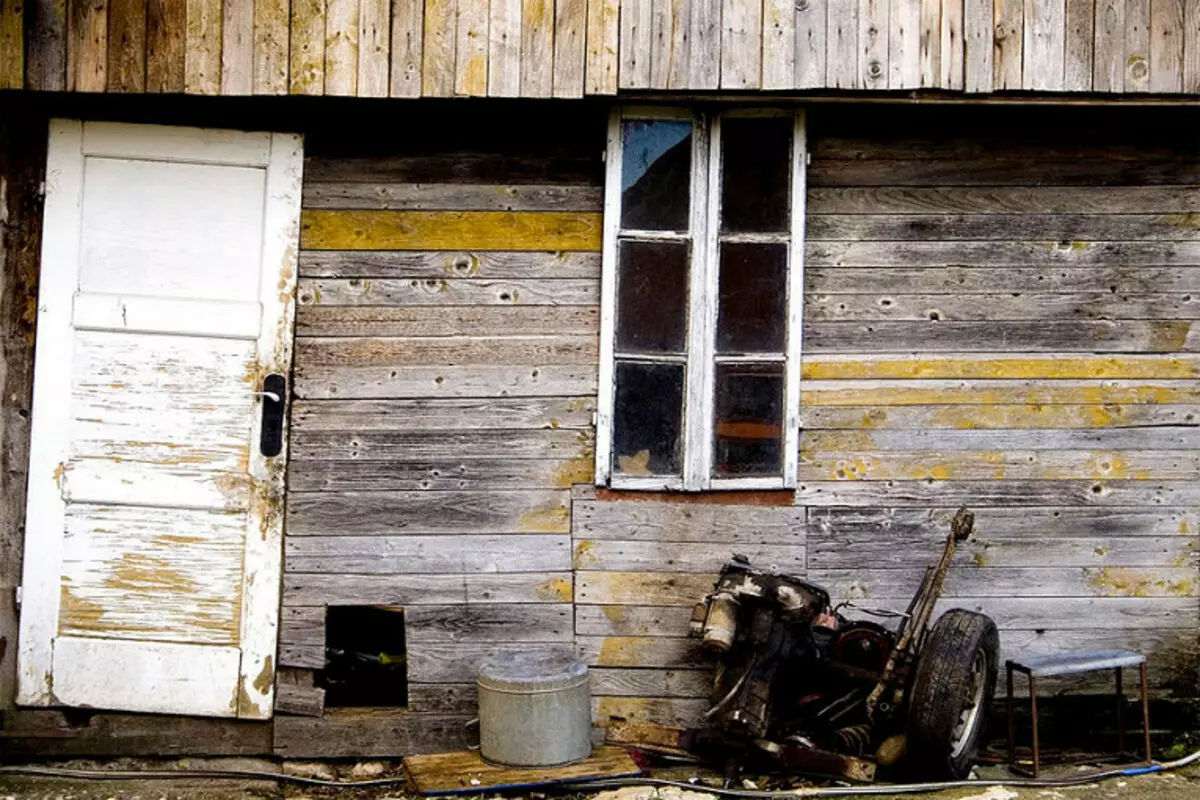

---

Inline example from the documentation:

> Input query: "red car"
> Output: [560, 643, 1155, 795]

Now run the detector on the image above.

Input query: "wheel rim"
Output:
[949, 650, 988, 759]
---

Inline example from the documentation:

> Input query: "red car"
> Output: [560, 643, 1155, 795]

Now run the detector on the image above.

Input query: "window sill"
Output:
[594, 485, 796, 506]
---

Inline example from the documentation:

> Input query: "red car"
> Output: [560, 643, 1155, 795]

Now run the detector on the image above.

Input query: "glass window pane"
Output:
[621, 119, 692, 231]
[721, 117, 792, 233]
[613, 361, 684, 477]
[717, 242, 788, 353]
[714, 364, 784, 477]
[616, 240, 689, 355]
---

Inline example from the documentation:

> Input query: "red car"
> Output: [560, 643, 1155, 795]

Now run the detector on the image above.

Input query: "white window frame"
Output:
[596, 106, 807, 492]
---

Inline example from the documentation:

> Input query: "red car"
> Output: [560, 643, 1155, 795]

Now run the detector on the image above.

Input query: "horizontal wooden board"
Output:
[274, 709, 473, 757]
[802, 404, 1199, 430]
[590, 668, 712, 698]
[593, 697, 709, 728]
[806, 293, 1200, 322]
[811, 566, 1198, 598]
[808, 158, 1200, 186]
[795, 479, 1200, 507]
[1, 710, 272, 758]
[573, 500, 806, 543]
[405, 603, 572, 642]
[295, 336, 598, 365]
[300, 210, 603, 250]
[800, 428, 1200, 451]
[285, 534, 572, 573]
[297, 305, 600, 336]
[278, 606, 325, 647]
[576, 598, 1200, 636]
[576, 572, 722, 606]
[809, 534, 1196, 569]
[298, 278, 600, 306]
[804, 320, 1200, 354]
[286, 457, 594, 491]
[303, 182, 603, 211]
[806, 266, 1200, 294]
[407, 682, 479, 713]
[806, 187, 1200, 215]
[291, 397, 595, 431]
[801, 354, 1200, 380]
[808, 506, 1200, 537]
[298, 250, 601, 278]
[799, 450, 1200, 482]
[283, 571, 574, 605]
[295, 364, 598, 399]
[573, 540, 805, 572]
[292, 428, 593, 460]
[576, 635, 712, 668]
[806, 240, 1200, 267]
[303, 155, 601, 185]
[404, 746, 641, 793]
[807, 214, 1200, 242]
[801, 380, 1200, 406]
[286, 489, 570, 535]
[408, 642, 575, 682]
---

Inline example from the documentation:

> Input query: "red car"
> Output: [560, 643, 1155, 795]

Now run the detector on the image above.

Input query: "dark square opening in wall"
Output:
[316, 606, 408, 708]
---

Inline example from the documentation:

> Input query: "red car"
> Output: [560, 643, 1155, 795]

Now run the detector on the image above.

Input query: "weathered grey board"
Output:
[274, 710, 474, 757]
[809, 567, 1198, 598]
[290, 397, 595, 431]
[286, 458, 592, 491]
[801, 380, 1200, 407]
[302, 183, 602, 211]
[286, 490, 570, 535]
[405, 603, 574, 642]
[575, 635, 713, 669]
[407, 682, 479, 713]
[283, 571, 574, 606]
[297, 305, 600, 337]
[573, 501, 806, 543]
[302, 155, 601, 185]
[574, 540, 806, 572]
[285, 534, 572, 573]
[298, 277, 600, 306]
[807, 506, 1200, 536]
[299, 250, 601, 279]
[805, 293, 1200, 321]
[295, 364, 598, 399]
[794, 479, 1200, 506]
[799, 450, 1200, 481]
[409, 642, 574, 682]
[806, 241, 1200, 267]
[802, 404, 1199, 430]
[295, 336, 599, 366]
[3, 710, 272, 758]
[590, 667, 712, 697]
[807, 535, 1197, 569]
[291, 428, 593, 460]
[805, 320, 1200, 353]
[806, 267, 1200, 293]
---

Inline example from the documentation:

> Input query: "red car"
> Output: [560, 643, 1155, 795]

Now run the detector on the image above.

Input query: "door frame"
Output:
[16, 120, 304, 719]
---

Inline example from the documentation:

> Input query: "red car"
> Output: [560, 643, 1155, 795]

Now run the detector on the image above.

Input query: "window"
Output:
[596, 108, 807, 491]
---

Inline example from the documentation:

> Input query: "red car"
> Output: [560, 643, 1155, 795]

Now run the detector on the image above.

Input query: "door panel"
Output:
[17, 120, 302, 719]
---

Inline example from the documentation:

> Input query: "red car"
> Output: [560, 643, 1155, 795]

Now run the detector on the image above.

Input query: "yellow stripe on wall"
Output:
[300, 210, 604, 251]
[802, 355, 1200, 381]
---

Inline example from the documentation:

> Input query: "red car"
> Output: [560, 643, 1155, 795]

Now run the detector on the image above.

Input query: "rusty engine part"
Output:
[684, 507, 999, 784]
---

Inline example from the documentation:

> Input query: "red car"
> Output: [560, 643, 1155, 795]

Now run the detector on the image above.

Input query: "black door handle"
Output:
[259, 373, 286, 457]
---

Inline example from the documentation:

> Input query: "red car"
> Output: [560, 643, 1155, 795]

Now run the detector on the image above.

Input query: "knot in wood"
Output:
[868, 60, 882, 78]
[796, 0, 809, 11]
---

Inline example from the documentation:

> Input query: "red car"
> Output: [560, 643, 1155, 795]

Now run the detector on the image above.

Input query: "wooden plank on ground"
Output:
[763, 0, 795, 88]
[357, 0, 390, 95]
[721, 0, 763, 88]
[422, 0, 455, 95]
[1125, 0, 1150, 91]
[325, 0, 360, 95]
[107, 0, 147, 92]
[521, 0, 554, 95]
[963, 0, 993, 91]
[27, 0, 68, 91]
[290, 0, 326, 93]
[405, 746, 641, 795]
[300, 210, 604, 250]
[993, 0, 1022, 88]
[220, 0, 254, 93]
[586, 0, 619, 92]
[4, 710, 272, 758]
[1150, 0, 1184, 92]
[1063, 0, 1092, 89]
[455, 0, 488, 95]
[70, 0, 108, 91]
[185, 0, 222, 93]
[253, 0, 289, 92]
[687, 0, 720, 88]
[553, 0, 586, 95]
[391, 0, 424, 96]
[488, 0, 521, 95]
[827, 0, 858, 87]
[798, 0, 828, 88]
[1022, 0, 1064, 90]
[619, 0, 652, 88]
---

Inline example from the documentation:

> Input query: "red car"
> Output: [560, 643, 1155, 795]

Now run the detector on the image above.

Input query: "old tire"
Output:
[906, 609, 1000, 780]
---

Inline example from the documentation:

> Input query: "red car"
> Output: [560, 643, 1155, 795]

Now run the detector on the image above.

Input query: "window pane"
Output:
[613, 361, 684, 477]
[616, 240, 689, 355]
[717, 242, 787, 353]
[714, 364, 784, 477]
[621, 120, 692, 231]
[721, 117, 791, 233]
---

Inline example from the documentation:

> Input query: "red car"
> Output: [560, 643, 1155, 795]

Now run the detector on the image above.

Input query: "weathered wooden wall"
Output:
[6, 0, 1200, 97]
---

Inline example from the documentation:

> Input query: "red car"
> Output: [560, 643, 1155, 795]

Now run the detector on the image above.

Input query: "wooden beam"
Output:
[220, 0, 254, 93]
[390, 0, 424, 96]
[147, 0, 186, 91]
[252, 0, 289, 93]
[106, 0, 147, 91]
[27, 0, 68, 91]
[289, 0, 326, 94]
[185, 0, 223, 93]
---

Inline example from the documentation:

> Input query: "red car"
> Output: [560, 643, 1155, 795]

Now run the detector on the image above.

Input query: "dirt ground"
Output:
[0, 760, 1199, 800]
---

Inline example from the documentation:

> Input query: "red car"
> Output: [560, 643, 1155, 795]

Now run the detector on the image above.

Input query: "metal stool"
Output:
[1006, 649, 1151, 777]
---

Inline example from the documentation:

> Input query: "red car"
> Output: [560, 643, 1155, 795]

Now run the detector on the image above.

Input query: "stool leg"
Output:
[1030, 675, 1040, 779]
[1007, 665, 1016, 769]
[1116, 667, 1125, 755]
[1141, 662, 1152, 764]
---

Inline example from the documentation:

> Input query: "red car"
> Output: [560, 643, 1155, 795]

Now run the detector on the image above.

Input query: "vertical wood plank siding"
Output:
[13, 0, 1200, 94]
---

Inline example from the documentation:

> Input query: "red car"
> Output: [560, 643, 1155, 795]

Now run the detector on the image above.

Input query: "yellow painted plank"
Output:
[804, 404, 1198, 430]
[801, 354, 1200, 380]
[799, 450, 1200, 482]
[300, 210, 604, 251]
[801, 381, 1200, 406]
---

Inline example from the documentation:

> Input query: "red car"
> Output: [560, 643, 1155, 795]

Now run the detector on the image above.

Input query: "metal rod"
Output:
[1030, 675, 1040, 779]
[1116, 667, 1125, 755]
[1141, 662, 1152, 764]
[1007, 664, 1016, 769]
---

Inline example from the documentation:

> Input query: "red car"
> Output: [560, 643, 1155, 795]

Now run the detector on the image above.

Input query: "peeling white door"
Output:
[16, 121, 303, 718]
